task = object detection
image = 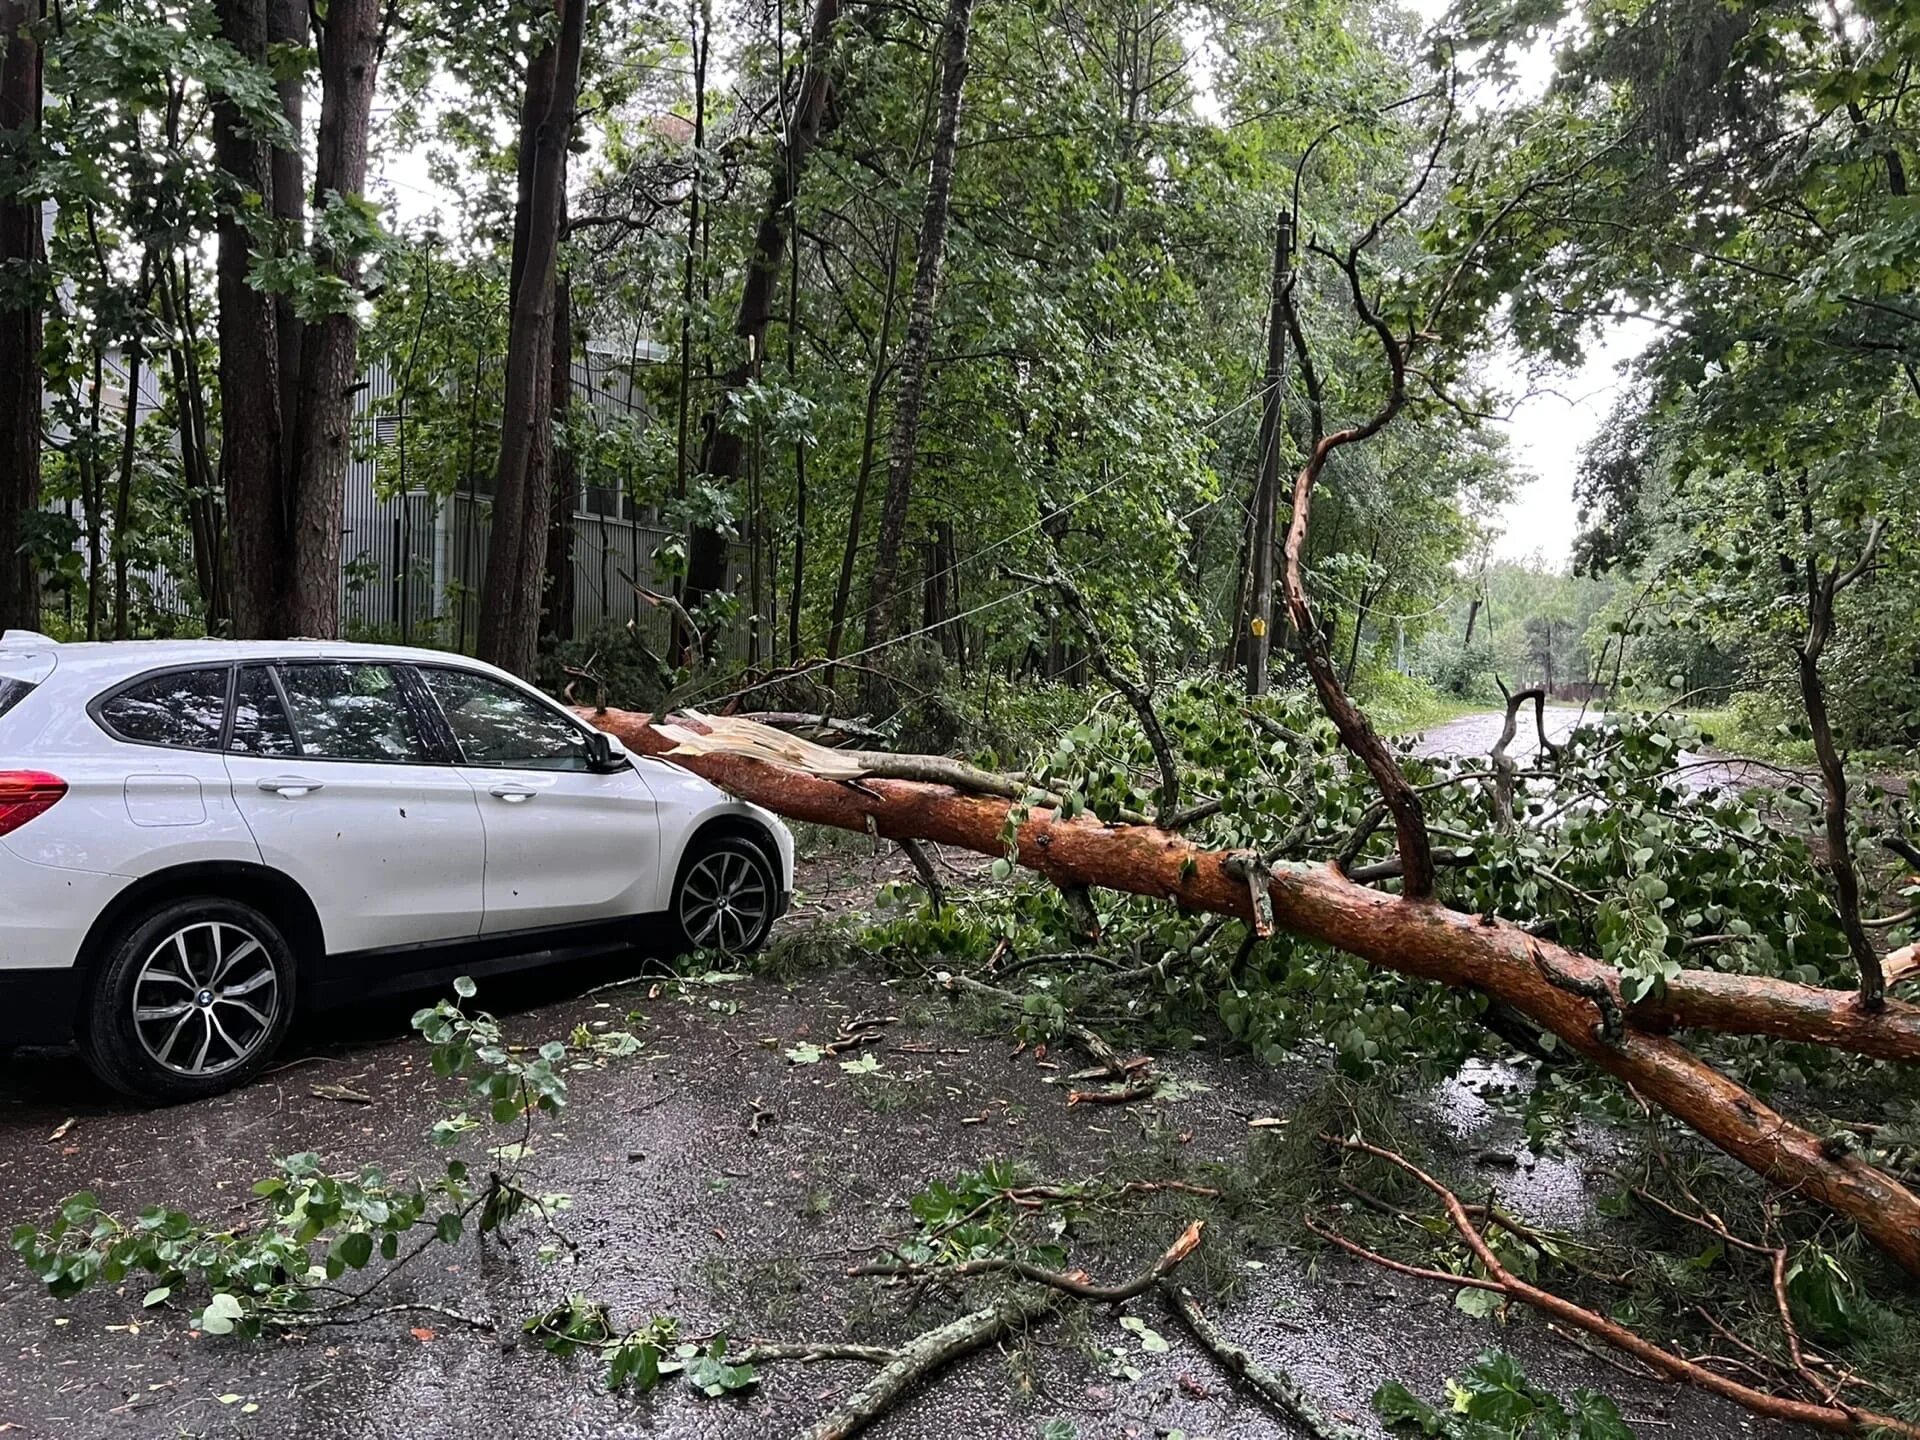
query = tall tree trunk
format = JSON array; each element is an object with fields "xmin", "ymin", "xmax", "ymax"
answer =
[
  {"xmin": 211, "ymin": 0, "xmax": 287, "ymax": 638},
  {"xmin": 858, "ymin": 0, "xmax": 974, "ymax": 686},
  {"xmin": 269, "ymin": 0, "xmax": 305, "ymax": 451},
  {"xmin": 824, "ymin": 213, "xmax": 905, "ymax": 669},
  {"xmin": 282, "ymin": 0, "xmax": 384, "ymax": 639},
  {"xmin": 112, "ymin": 314, "xmax": 147, "ymax": 640},
  {"xmin": 476, "ymin": 0, "xmax": 586, "ymax": 677},
  {"xmin": 670, "ymin": 0, "xmax": 706, "ymax": 591},
  {"xmin": 542, "ymin": 258, "xmax": 577, "ymax": 643},
  {"xmin": 678, "ymin": 0, "xmax": 843, "ymax": 647},
  {"xmin": 1244, "ymin": 214, "xmax": 1292, "ymax": 695},
  {"xmin": 0, "ymin": 0, "xmax": 42, "ymax": 631},
  {"xmin": 156, "ymin": 257, "xmax": 225, "ymax": 625}
]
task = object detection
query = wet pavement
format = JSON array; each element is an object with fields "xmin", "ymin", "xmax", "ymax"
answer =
[
  {"xmin": 1, "ymin": 902, "xmax": 1809, "ymax": 1439},
  {"xmin": 1410, "ymin": 705, "xmax": 1824, "ymax": 795}
]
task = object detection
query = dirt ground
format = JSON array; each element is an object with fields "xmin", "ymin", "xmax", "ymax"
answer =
[{"xmin": 0, "ymin": 845, "xmax": 1816, "ymax": 1440}]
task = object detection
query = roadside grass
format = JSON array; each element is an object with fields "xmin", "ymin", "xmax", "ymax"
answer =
[
  {"xmin": 1681, "ymin": 704, "xmax": 1915, "ymax": 775},
  {"xmin": 1352, "ymin": 670, "xmax": 1489, "ymax": 736}
]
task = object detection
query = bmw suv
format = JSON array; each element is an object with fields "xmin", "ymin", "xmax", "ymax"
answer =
[{"xmin": 0, "ymin": 631, "xmax": 793, "ymax": 1101}]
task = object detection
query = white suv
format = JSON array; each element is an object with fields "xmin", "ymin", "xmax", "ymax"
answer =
[{"xmin": 0, "ymin": 632, "xmax": 793, "ymax": 1101}]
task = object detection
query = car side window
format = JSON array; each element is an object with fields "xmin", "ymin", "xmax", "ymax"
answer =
[
  {"xmin": 230, "ymin": 665, "xmax": 298, "ymax": 756},
  {"xmin": 96, "ymin": 668, "xmax": 230, "ymax": 750},
  {"xmin": 422, "ymin": 668, "xmax": 593, "ymax": 771},
  {"xmin": 275, "ymin": 663, "xmax": 432, "ymax": 763}
]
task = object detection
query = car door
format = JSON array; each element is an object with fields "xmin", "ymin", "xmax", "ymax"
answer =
[
  {"xmin": 414, "ymin": 664, "xmax": 661, "ymax": 935},
  {"xmin": 225, "ymin": 661, "xmax": 486, "ymax": 954}
]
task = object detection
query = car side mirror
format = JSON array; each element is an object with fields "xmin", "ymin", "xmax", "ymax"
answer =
[{"xmin": 584, "ymin": 731, "xmax": 628, "ymax": 773}]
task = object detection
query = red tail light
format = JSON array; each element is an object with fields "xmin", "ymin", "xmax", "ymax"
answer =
[{"xmin": 0, "ymin": 771, "xmax": 67, "ymax": 837}]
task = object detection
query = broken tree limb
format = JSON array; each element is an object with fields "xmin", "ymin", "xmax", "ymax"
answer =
[
  {"xmin": 1159, "ymin": 1281, "xmax": 1363, "ymax": 1440},
  {"xmin": 898, "ymin": 838, "xmax": 945, "ymax": 910},
  {"xmin": 1316, "ymin": 1134, "xmax": 1920, "ymax": 1440},
  {"xmin": 585, "ymin": 711, "xmax": 1920, "ymax": 1275},
  {"xmin": 1490, "ymin": 681, "xmax": 1554, "ymax": 831},
  {"xmin": 850, "ymin": 1219, "xmax": 1206, "ymax": 1302},
  {"xmin": 791, "ymin": 1294, "xmax": 1056, "ymax": 1440}
]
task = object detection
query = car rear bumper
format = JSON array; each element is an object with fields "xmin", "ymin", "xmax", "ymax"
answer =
[{"xmin": 0, "ymin": 966, "xmax": 82, "ymax": 1046}]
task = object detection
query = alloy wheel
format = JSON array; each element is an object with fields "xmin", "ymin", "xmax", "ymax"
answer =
[
  {"xmin": 131, "ymin": 921, "xmax": 281, "ymax": 1077},
  {"xmin": 679, "ymin": 849, "xmax": 771, "ymax": 952}
]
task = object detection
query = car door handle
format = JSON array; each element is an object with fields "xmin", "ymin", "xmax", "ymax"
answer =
[
  {"xmin": 489, "ymin": 785, "xmax": 537, "ymax": 803},
  {"xmin": 257, "ymin": 776, "xmax": 324, "ymax": 797}
]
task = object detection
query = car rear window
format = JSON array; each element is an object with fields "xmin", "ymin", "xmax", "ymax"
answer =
[
  {"xmin": 0, "ymin": 676, "xmax": 35, "ymax": 722},
  {"xmin": 96, "ymin": 668, "xmax": 231, "ymax": 749}
]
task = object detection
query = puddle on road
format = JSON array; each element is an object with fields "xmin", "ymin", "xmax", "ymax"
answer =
[{"xmin": 1423, "ymin": 1056, "xmax": 1620, "ymax": 1232}]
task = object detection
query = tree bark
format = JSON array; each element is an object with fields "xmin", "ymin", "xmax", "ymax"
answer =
[
  {"xmin": 824, "ymin": 211, "xmax": 905, "ymax": 669},
  {"xmin": 858, "ymin": 0, "xmax": 974, "ymax": 683},
  {"xmin": 679, "ymin": 0, "xmax": 843, "ymax": 646},
  {"xmin": 111, "ymin": 300, "xmax": 147, "ymax": 640},
  {"xmin": 541, "ymin": 260, "xmax": 577, "ymax": 643},
  {"xmin": 211, "ymin": 0, "xmax": 288, "ymax": 638},
  {"xmin": 476, "ymin": 0, "xmax": 585, "ymax": 677},
  {"xmin": 583, "ymin": 708, "xmax": 1920, "ymax": 1277},
  {"xmin": 0, "ymin": 0, "xmax": 41, "ymax": 631},
  {"xmin": 1243, "ymin": 214, "xmax": 1291, "ymax": 695},
  {"xmin": 282, "ymin": 0, "xmax": 384, "ymax": 639},
  {"xmin": 268, "ymin": 0, "xmax": 306, "ymax": 450}
]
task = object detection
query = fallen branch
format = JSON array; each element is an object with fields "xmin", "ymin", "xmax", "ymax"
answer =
[
  {"xmin": 898, "ymin": 838, "xmax": 945, "ymax": 910},
  {"xmin": 586, "ymin": 709, "xmax": 1920, "ymax": 1275},
  {"xmin": 1159, "ymin": 1281, "xmax": 1362, "ymax": 1440},
  {"xmin": 850, "ymin": 1218, "xmax": 1206, "ymax": 1303},
  {"xmin": 940, "ymin": 972, "xmax": 1138, "ymax": 1081},
  {"xmin": 791, "ymin": 1295, "xmax": 1055, "ymax": 1440},
  {"xmin": 1316, "ymin": 1134, "xmax": 1919, "ymax": 1440}
]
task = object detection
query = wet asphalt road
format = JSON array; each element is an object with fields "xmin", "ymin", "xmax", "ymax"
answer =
[{"xmin": 2, "ymin": 945, "xmax": 1807, "ymax": 1440}]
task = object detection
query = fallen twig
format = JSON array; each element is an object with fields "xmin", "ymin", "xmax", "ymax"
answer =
[{"xmin": 1159, "ymin": 1281, "xmax": 1361, "ymax": 1440}]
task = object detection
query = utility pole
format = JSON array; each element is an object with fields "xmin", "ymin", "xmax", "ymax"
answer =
[{"xmin": 1245, "ymin": 211, "xmax": 1292, "ymax": 696}]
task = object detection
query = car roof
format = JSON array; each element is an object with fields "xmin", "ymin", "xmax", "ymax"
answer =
[{"xmin": 6, "ymin": 638, "xmax": 524, "ymax": 687}]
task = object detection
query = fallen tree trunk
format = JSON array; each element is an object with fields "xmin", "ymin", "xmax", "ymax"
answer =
[{"xmin": 584, "ymin": 708, "xmax": 1920, "ymax": 1277}]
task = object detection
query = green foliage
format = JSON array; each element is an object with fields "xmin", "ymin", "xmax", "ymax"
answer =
[
  {"xmin": 10, "ymin": 983, "xmax": 633, "ymax": 1336},
  {"xmin": 1375, "ymin": 1350, "xmax": 1634, "ymax": 1440}
]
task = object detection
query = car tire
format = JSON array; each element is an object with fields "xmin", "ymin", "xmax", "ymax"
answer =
[
  {"xmin": 79, "ymin": 897, "xmax": 296, "ymax": 1103},
  {"xmin": 668, "ymin": 834, "xmax": 780, "ymax": 958}
]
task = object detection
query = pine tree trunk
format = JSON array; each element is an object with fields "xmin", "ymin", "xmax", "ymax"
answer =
[
  {"xmin": 0, "ymin": 0, "xmax": 41, "ymax": 631},
  {"xmin": 211, "ymin": 0, "xmax": 287, "ymax": 638},
  {"xmin": 858, "ymin": 0, "xmax": 974, "ymax": 688},
  {"xmin": 476, "ymin": 0, "xmax": 585, "ymax": 677},
  {"xmin": 677, "ymin": 0, "xmax": 843, "ymax": 645},
  {"xmin": 283, "ymin": 0, "xmax": 384, "ymax": 639}
]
